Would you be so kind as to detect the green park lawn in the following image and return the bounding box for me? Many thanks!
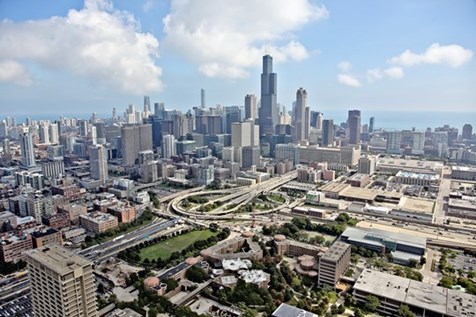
[139,229,218,261]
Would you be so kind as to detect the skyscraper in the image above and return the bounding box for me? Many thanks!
[89,145,108,183]
[49,123,59,144]
[245,94,258,121]
[310,111,323,129]
[322,119,334,147]
[258,55,278,135]
[25,245,98,317]
[347,110,361,145]
[20,131,36,168]
[121,124,153,166]
[144,95,151,112]
[201,88,206,108]
[294,87,309,142]
[411,131,425,155]
[241,145,260,169]
[39,124,50,144]
[224,106,242,134]
[462,124,473,140]
[369,117,375,133]
[162,134,176,158]
[231,120,259,148]
[386,131,402,154]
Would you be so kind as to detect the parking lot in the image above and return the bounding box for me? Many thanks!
[447,253,476,272]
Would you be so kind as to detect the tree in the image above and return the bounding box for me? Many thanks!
[439,276,455,289]
[354,308,365,317]
[398,305,416,317]
[185,266,208,283]
[364,295,380,312]
[164,278,179,291]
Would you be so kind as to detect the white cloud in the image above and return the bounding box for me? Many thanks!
[390,43,473,68]
[337,61,361,87]
[0,0,162,93]
[383,67,404,79]
[367,66,404,82]
[142,0,155,13]
[337,74,361,87]
[0,60,33,86]
[338,61,352,72]
[163,0,328,78]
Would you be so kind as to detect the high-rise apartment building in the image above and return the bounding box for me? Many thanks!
[89,145,108,183]
[20,131,36,168]
[121,124,153,165]
[49,123,59,144]
[245,94,258,121]
[162,134,176,158]
[322,119,334,147]
[386,131,402,154]
[258,55,278,135]
[462,124,473,140]
[39,124,50,144]
[25,245,98,317]
[348,110,361,145]
[411,131,425,155]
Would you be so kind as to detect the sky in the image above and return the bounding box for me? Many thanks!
[0,0,475,117]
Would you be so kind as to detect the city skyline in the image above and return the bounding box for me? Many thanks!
[1,0,475,115]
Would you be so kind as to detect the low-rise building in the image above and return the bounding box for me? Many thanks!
[80,212,118,234]
[31,228,62,248]
[0,232,33,263]
[200,237,263,262]
[274,235,327,258]
[107,204,136,223]
[452,166,476,181]
[57,203,87,224]
[272,303,316,317]
[42,212,70,229]
[341,227,426,265]
[394,170,440,187]
[353,269,476,317]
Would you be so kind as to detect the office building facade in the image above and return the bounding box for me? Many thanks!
[25,245,98,317]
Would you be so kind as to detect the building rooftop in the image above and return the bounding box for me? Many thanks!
[339,186,379,201]
[239,270,270,284]
[342,227,426,249]
[354,269,476,317]
[396,170,440,181]
[397,197,436,215]
[24,245,91,276]
[80,211,117,223]
[222,259,252,271]
[453,166,476,172]
[321,241,350,262]
[30,228,60,239]
[377,158,443,172]
[272,303,316,317]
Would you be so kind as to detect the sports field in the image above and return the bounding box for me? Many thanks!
[139,229,217,261]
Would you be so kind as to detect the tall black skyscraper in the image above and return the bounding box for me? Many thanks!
[369,116,375,133]
[322,119,334,147]
[258,55,277,135]
[348,109,361,145]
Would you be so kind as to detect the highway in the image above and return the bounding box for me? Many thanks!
[169,171,297,219]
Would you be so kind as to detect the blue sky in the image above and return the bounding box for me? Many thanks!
[0,0,475,116]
